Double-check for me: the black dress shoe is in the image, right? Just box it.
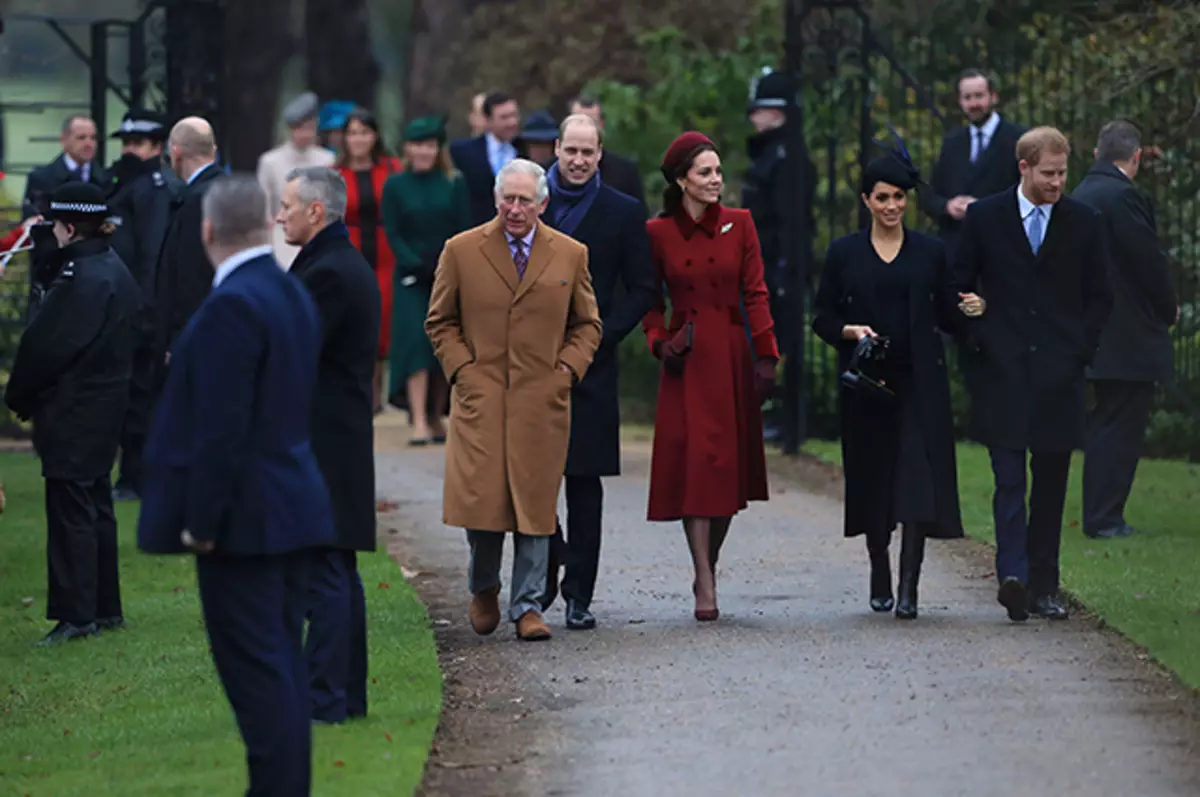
[997,577,1029,622]
[1029,594,1069,620]
[1085,523,1136,539]
[894,525,925,620]
[868,545,894,613]
[565,600,596,630]
[37,621,100,646]
[96,616,125,631]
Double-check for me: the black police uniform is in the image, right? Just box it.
[4,185,141,643]
[105,110,179,497]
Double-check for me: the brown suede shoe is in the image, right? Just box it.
[468,586,501,636]
[515,610,552,641]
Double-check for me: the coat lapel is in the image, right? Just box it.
[514,225,555,303]
[1035,200,1068,266]
[479,219,520,295]
[1006,191,1037,262]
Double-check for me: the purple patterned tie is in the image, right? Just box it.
[513,238,528,281]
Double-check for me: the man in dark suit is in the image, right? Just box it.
[449,91,521,227]
[539,114,657,629]
[923,69,1026,258]
[22,115,109,308]
[278,165,381,723]
[138,175,334,795]
[1073,121,1178,539]
[953,127,1112,623]
[154,116,223,372]
[567,96,646,212]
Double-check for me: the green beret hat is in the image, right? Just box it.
[404,115,446,144]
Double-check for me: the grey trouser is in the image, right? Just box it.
[466,530,549,622]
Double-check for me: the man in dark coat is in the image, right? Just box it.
[22,115,109,313]
[922,69,1026,259]
[539,114,657,629]
[449,91,522,227]
[154,116,222,371]
[567,96,646,212]
[953,127,1112,623]
[106,109,181,501]
[1072,121,1178,539]
[279,165,382,722]
[138,176,334,796]
[5,183,139,645]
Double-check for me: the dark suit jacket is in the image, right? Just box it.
[545,184,657,476]
[449,135,499,228]
[289,223,382,552]
[952,190,1113,452]
[599,150,646,212]
[923,115,1026,257]
[1071,161,1177,383]
[154,162,223,359]
[138,252,335,556]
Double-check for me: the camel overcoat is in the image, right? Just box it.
[425,218,602,535]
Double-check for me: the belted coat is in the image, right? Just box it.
[425,218,602,535]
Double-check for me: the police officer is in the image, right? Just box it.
[742,67,816,440]
[106,109,179,501]
[4,183,141,645]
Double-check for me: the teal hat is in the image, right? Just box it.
[318,100,356,133]
[404,115,447,144]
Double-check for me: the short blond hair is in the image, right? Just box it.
[1016,126,1070,166]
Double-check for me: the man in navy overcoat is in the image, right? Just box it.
[138,174,335,796]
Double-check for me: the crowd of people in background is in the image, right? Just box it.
[0,61,1179,795]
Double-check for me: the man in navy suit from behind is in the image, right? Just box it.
[137,174,335,796]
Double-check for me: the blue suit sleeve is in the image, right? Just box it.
[186,293,264,543]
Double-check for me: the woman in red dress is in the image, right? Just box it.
[337,107,403,411]
[644,132,779,622]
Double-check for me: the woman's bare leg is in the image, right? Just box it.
[684,517,716,612]
[407,370,430,440]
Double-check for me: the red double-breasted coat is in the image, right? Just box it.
[644,204,779,521]
[341,156,403,358]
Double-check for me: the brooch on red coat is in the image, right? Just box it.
[721,222,733,234]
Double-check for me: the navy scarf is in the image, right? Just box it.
[547,163,601,237]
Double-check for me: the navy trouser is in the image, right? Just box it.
[196,550,313,797]
[305,548,368,722]
[988,448,1071,598]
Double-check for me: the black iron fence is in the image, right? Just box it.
[783,2,1200,458]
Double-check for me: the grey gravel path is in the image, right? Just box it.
[379,445,1200,797]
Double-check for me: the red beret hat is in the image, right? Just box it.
[660,131,717,181]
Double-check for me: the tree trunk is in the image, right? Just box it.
[222,0,293,170]
[305,0,380,109]
[404,0,464,121]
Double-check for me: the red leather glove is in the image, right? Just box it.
[653,339,687,377]
[755,358,778,401]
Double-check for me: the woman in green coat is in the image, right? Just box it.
[382,116,470,444]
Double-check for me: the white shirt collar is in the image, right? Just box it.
[63,154,89,178]
[213,245,273,287]
[1115,163,1132,179]
[504,225,536,249]
[973,111,1001,140]
[187,161,217,185]
[1016,184,1054,221]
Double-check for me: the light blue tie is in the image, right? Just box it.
[1027,206,1044,255]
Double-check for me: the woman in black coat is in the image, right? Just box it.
[811,156,965,620]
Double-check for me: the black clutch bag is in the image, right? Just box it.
[841,335,894,399]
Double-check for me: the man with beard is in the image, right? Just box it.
[923,69,1026,258]
[539,114,657,629]
[106,109,180,501]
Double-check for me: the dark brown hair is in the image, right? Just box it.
[660,143,717,217]
[336,108,386,168]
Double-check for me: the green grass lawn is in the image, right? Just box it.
[0,451,441,796]
[804,438,1200,688]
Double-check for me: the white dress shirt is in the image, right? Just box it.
[212,244,273,288]
[970,111,1002,163]
[1016,185,1054,246]
[63,153,91,183]
[486,132,517,175]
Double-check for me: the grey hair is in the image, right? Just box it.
[202,174,270,245]
[286,166,348,223]
[494,159,550,204]
[1096,120,1141,163]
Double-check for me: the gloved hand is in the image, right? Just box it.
[754,357,778,401]
[653,339,687,377]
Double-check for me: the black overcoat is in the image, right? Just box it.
[812,229,964,539]
[1071,161,1177,383]
[545,184,657,476]
[952,190,1113,452]
[290,224,382,552]
[5,238,139,480]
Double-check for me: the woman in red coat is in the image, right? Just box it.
[644,132,779,622]
[337,107,403,411]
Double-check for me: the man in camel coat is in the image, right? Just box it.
[426,158,601,642]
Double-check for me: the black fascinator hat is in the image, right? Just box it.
[861,122,922,195]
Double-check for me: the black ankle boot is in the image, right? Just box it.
[868,542,893,612]
[895,525,925,620]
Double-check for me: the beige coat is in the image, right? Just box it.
[426,218,602,535]
[256,141,335,266]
